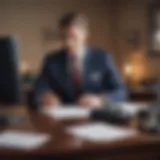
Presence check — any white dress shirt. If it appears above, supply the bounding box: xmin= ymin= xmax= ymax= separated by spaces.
xmin=68 ymin=47 xmax=86 ymax=80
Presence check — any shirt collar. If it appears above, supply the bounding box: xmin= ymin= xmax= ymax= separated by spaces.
xmin=68 ymin=46 xmax=87 ymax=61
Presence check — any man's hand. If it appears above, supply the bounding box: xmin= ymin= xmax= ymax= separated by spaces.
xmin=78 ymin=94 xmax=104 ymax=108
xmin=40 ymin=91 xmax=60 ymax=108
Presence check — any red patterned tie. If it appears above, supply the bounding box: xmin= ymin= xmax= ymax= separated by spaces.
xmin=69 ymin=55 xmax=81 ymax=88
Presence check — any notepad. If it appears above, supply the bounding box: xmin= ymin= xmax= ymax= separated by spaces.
xmin=67 ymin=123 xmax=137 ymax=142
xmin=0 ymin=131 xmax=51 ymax=150
xmin=42 ymin=106 xmax=91 ymax=120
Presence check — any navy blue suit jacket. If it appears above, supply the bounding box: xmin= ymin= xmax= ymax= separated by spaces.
xmin=34 ymin=48 xmax=128 ymax=105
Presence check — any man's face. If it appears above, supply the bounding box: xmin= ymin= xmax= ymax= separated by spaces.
xmin=60 ymin=24 xmax=88 ymax=53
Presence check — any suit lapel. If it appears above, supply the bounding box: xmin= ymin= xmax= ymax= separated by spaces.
xmin=61 ymin=52 xmax=76 ymax=98
xmin=82 ymin=48 xmax=93 ymax=92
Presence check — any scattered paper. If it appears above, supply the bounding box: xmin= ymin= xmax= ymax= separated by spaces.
xmin=67 ymin=123 xmax=137 ymax=142
xmin=42 ymin=103 xmax=148 ymax=120
xmin=42 ymin=106 xmax=91 ymax=120
xmin=0 ymin=130 xmax=51 ymax=150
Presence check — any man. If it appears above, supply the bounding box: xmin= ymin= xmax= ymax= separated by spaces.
xmin=34 ymin=12 xmax=127 ymax=108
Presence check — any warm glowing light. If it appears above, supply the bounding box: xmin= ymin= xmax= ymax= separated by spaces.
xmin=124 ymin=64 xmax=133 ymax=76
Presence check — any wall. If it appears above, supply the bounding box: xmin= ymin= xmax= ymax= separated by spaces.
xmin=111 ymin=0 xmax=160 ymax=84
xmin=0 ymin=0 xmax=112 ymax=73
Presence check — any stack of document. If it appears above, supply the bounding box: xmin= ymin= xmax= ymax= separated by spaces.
xmin=42 ymin=106 xmax=91 ymax=120
xmin=0 ymin=130 xmax=51 ymax=150
xmin=67 ymin=123 xmax=137 ymax=142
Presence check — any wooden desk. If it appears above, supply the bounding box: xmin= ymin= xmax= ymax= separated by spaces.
xmin=0 ymin=107 xmax=159 ymax=160
xmin=129 ymin=88 xmax=156 ymax=102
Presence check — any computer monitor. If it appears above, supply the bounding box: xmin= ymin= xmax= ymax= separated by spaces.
xmin=0 ymin=36 xmax=21 ymax=105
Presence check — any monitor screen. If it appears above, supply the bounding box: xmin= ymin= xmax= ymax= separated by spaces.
xmin=0 ymin=36 xmax=21 ymax=105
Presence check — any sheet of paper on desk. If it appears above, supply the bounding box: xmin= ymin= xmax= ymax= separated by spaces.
xmin=120 ymin=102 xmax=148 ymax=116
xmin=42 ymin=106 xmax=91 ymax=120
xmin=0 ymin=131 xmax=50 ymax=150
xmin=67 ymin=123 xmax=137 ymax=142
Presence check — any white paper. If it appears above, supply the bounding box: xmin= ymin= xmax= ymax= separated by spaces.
xmin=0 ymin=131 xmax=51 ymax=150
xmin=119 ymin=102 xmax=148 ymax=116
xmin=42 ymin=106 xmax=91 ymax=120
xmin=67 ymin=123 xmax=137 ymax=142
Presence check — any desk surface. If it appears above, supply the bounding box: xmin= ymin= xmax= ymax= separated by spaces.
xmin=0 ymin=106 xmax=159 ymax=160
